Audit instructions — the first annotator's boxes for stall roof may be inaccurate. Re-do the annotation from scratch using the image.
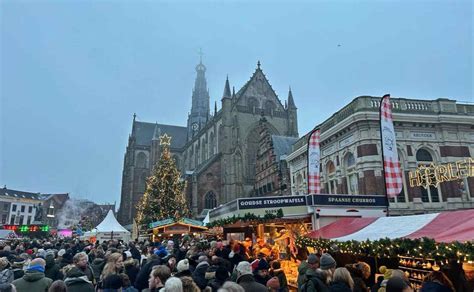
[93,210,130,233]
[307,209,474,243]
[149,218,205,229]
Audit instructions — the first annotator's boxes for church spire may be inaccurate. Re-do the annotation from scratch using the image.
[187,53,211,140]
[222,75,231,99]
[288,86,297,109]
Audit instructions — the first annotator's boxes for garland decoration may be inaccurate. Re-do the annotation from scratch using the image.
[296,236,474,263]
[206,209,284,228]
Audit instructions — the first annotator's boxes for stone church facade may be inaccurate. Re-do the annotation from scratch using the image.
[118,61,298,225]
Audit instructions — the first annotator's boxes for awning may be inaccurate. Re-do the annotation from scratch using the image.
[307,209,474,243]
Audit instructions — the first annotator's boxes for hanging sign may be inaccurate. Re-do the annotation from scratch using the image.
[409,158,474,189]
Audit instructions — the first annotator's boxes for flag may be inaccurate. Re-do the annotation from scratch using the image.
[307,129,321,194]
[380,94,403,198]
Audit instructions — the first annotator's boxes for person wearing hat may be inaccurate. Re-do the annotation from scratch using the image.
[235,261,267,292]
[175,259,192,278]
[123,250,140,286]
[297,254,319,290]
[12,258,53,292]
[254,259,271,286]
[302,253,336,292]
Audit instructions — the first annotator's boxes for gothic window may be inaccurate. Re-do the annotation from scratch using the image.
[204,191,217,209]
[264,100,276,114]
[139,172,148,192]
[136,152,148,168]
[344,153,358,195]
[234,151,243,182]
[326,161,337,194]
[248,97,259,111]
[416,148,441,203]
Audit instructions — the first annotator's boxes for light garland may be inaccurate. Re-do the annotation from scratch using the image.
[296,236,474,262]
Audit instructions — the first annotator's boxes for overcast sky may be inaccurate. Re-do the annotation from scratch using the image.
[1,0,472,204]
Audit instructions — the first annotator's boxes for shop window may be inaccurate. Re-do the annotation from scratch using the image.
[326,161,337,194]
[416,149,441,203]
[10,215,15,225]
[344,153,358,195]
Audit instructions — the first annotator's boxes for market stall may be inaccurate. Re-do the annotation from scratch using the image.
[84,210,131,243]
[300,209,474,291]
[148,218,207,240]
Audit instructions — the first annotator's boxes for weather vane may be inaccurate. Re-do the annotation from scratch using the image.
[159,134,172,146]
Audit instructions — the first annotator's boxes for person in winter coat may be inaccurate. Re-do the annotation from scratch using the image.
[0,257,13,285]
[123,252,140,286]
[90,251,106,283]
[44,251,63,282]
[175,259,192,278]
[134,254,162,291]
[345,263,369,292]
[72,252,94,283]
[420,271,455,292]
[235,261,267,292]
[12,258,53,292]
[270,261,288,292]
[63,266,94,292]
[192,255,210,290]
[329,267,354,292]
[297,254,319,290]
[208,266,229,292]
[143,265,171,292]
[181,276,200,292]
[253,259,271,286]
[302,253,336,292]
[11,258,25,280]
[120,273,139,292]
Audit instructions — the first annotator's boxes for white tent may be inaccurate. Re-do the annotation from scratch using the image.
[86,210,131,243]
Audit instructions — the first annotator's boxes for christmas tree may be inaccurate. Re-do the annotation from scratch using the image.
[136,134,190,226]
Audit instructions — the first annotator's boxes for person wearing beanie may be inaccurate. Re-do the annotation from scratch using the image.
[11,258,25,280]
[297,254,320,290]
[267,276,281,291]
[12,258,53,292]
[235,261,267,292]
[254,259,271,286]
[175,259,192,278]
[302,253,336,292]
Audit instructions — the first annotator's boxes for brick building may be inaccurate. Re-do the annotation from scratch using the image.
[254,115,298,197]
[286,96,474,215]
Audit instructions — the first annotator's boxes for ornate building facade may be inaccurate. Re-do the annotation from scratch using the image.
[118,61,299,225]
[286,96,474,215]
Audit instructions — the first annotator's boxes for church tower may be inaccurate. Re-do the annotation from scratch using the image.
[187,56,210,140]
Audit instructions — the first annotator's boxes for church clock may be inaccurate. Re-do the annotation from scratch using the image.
[191,122,199,132]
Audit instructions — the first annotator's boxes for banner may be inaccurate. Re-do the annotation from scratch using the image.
[380,95,403,198]
[307,129,321,194]
[309,194,388,207]
[238,196,307,210]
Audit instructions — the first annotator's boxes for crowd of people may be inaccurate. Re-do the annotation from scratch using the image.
[0,236,471,292]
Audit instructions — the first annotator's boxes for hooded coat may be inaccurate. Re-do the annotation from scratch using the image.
[134,258,162,291]
[44,255,63,281]
[12,270,53,292]
[64,267,95,292]
[124,258,140,286]
[192,261,210,290]
[90,257,106,282]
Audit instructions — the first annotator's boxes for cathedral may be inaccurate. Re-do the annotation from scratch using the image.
[117,60,299,225]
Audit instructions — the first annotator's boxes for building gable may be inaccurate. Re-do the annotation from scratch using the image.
[235,66,285,112]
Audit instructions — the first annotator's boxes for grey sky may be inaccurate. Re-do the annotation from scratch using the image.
[1,0,472,204]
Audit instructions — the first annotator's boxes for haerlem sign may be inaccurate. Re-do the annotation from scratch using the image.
[409,158,474,189]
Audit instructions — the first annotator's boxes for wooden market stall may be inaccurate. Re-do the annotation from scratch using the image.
[148,218,208,240]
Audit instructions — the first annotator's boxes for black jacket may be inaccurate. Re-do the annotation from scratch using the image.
[44,255,63,281]
[192,261,210,290]
[135,258,162,291]
[237,274,268,292]
[329,281,352,292]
